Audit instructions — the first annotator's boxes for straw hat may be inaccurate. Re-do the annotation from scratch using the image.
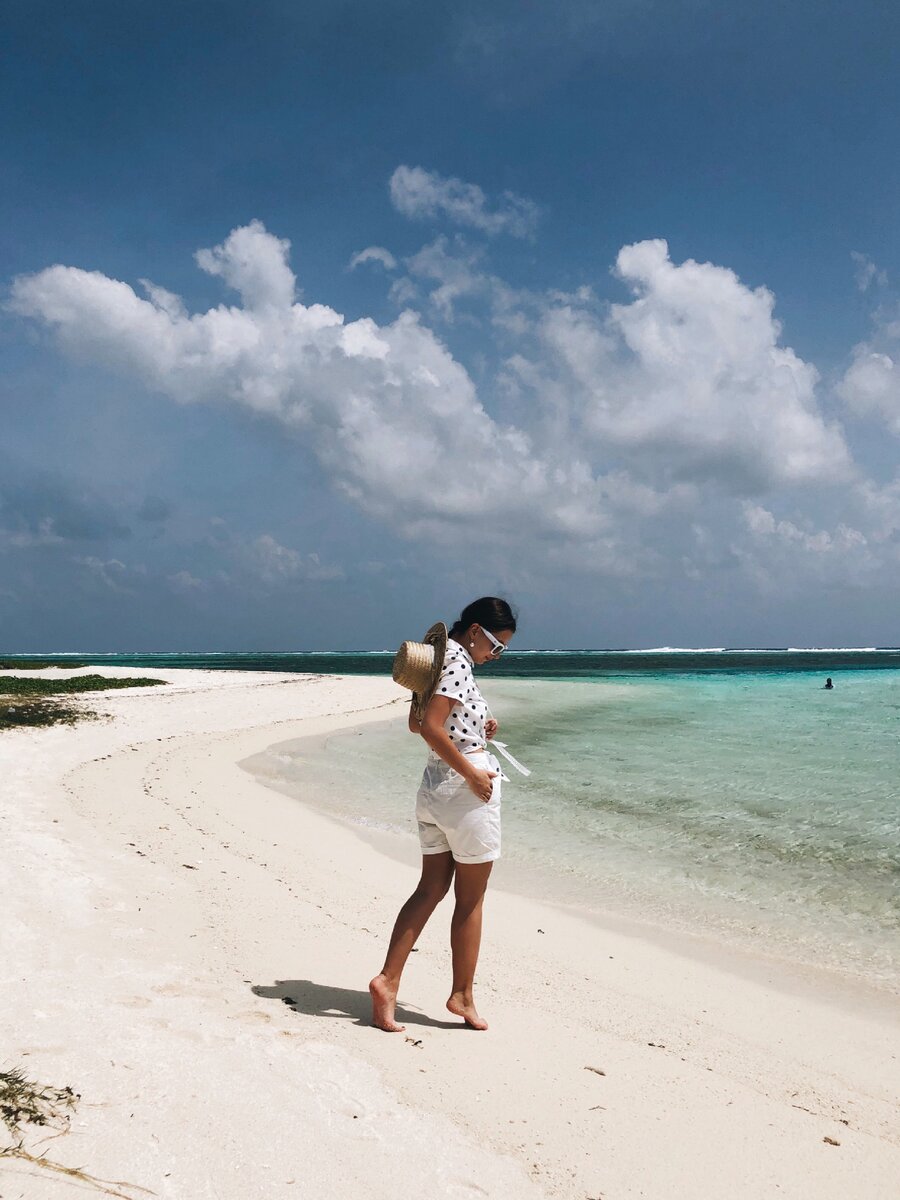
[392,621,448,721]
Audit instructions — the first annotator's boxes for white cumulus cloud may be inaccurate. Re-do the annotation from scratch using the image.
[195,219,296,309]
[9,221,868,585]
[168,569,206,593]
[9,222,637,563]
[737,500,882,592]
[237,534,345,584]
[839,349,900,433]
[742,503,867,555]
[348,246,398,272]
[851,251,887,293]
[527,239,853,492]
[837,284,900,435]
[389,165,539,239]
[72,555,146,594]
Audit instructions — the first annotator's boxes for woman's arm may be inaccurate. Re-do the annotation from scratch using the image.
[419,695,496,801]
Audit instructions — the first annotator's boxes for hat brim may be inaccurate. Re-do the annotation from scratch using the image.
[411,621,448,721]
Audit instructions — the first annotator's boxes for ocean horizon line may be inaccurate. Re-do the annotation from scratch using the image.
[3,646,900,657]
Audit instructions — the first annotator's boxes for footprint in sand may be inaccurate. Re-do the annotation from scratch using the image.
[148,1017,203,1041]
[151,982,212,998]
[230,1010,272,1024]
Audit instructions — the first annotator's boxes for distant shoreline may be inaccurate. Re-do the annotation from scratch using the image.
[3,649,900,681]
[3,645,900,655]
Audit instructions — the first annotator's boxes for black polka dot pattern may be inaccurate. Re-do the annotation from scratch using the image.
[433,640,490,754]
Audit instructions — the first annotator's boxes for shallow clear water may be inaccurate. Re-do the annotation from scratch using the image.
[10,647,895,985]
[248,669,900,988]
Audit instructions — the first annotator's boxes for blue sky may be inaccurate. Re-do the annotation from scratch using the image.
[3,0,900,650]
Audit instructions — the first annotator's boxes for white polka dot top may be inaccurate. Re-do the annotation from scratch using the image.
[432,638,490,756]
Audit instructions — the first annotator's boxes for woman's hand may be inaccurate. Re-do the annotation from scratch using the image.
[466,766,497,803]
[485,718,498,739]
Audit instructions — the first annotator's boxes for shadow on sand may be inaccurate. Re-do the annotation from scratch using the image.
[251,978,462,1029]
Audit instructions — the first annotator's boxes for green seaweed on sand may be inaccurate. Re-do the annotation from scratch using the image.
[0,698,91,729]
[0,674,166,730]
[0,674,164,696]
[0,1065,153,1197]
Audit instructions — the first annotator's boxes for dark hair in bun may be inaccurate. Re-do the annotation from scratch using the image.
[449,596,517,639]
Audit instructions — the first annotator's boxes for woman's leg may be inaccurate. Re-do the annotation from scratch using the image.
[447,860,493,1030]
[369,852,455,1032]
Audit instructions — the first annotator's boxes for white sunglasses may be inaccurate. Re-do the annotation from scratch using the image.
[479,627,506,657]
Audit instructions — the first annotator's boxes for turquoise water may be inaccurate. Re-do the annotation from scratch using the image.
[247,668,900,989]
[6,648,900,676]
[9,648,896,985]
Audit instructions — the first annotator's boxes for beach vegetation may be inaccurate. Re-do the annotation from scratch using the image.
[0,674,164,696]
[0,698,90,729]
[0,674,166,730]
[0,1065,150,1197]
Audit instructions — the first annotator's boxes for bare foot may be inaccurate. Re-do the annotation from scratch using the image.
[447,992,489,1030]
[369,973,405,1032]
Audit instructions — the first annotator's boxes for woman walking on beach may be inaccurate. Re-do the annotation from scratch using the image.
[370,597,517,1032]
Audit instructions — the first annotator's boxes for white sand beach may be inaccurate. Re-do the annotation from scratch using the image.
[2,667,898,1199]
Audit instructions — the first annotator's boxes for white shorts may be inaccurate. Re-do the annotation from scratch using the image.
[416,751,504,865]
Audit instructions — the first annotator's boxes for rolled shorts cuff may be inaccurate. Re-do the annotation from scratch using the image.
[419,845,499,864]
[451,848,500,865]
